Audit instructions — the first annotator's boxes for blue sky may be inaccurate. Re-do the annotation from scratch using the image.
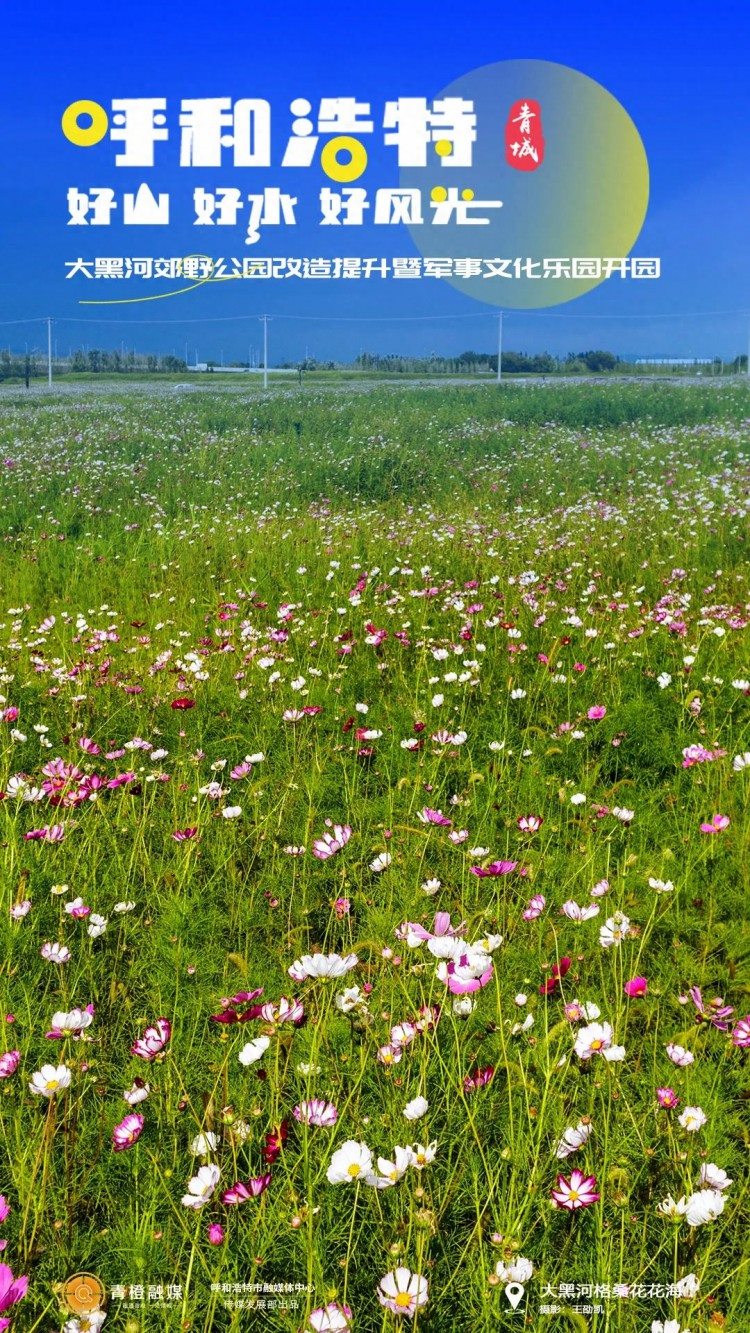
[1,0,748,363]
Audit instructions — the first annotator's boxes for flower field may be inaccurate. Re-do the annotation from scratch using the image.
[0,379,749,1332]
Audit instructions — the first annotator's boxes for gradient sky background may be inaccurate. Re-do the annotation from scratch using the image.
[1,0,749,364]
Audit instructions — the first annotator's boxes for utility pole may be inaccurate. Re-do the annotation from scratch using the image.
[47,317,53,387]
[496,311,503,384]
[261,314,269,389]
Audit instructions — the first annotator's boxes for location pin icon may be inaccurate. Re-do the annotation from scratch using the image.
[505,1281,525,1310]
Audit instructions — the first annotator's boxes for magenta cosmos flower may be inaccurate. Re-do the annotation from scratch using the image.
[656,1087,679,1109]
[0,1263,28,1323]
[131,1017,171,1060]
[0,1052,20,1080]
[688,986,734,1031]
[587,705,607,721]
[732,1015,750,1048]
[699,813,730,834]
[112,1112,145,1151]
[221,1173,271,1205]
[624,976,648,998]
[207,1223,225,1246]
[551,1168,600,1210]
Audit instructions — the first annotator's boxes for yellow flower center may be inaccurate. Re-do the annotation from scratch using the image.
[591,1040,604,1051]
[568,1189,579,1202]
[347,1163,361,1178]
[47,1079,59,1089]
[395,1293,412,1309]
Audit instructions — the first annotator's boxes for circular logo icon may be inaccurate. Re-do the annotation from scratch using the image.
[62,1273,105,1314]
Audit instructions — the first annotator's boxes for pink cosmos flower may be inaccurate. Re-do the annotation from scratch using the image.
[417,807,452,827]
[293,1099,338,1127]
[656,1087,679,1109]
[112,1112,145,1151]
[523,893,546,921]
[172,827,199,841]
[587,706,607,721]
[260,997,304,1026]
[551,1169,600,1210]
[312,823,352,860]
[471,859,518,878]
[0,1263,28,1323]
[209,990,263,1025]
[221,1173,271,1204]
[207,1224,225,1246]
[688,986,734,1031]
[624,976,648,998]
[131,1018,171,1060]
[517,814,543,833]
[463,1066,494,1093]
[0,1199,9,1225]
[699,814,730,834]
[732,1016,750,1048]
[0,1052,20,1079]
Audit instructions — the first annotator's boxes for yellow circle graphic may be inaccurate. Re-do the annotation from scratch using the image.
[62,1272,106,1314]
[61,100,108,147]
[320,135,368,183]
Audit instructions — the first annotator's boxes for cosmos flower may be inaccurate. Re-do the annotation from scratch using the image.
[181,1164,220,1209]
[221,1174,272,1204]
[555,1118,592,1159]
[551,1169,600,1210]
[293,1099,338,1127]
[0,1263,29,1323]
[698,1163,732,1191]
[46,1005,95,1039]
[684,1188,726,1227]
[312,824,352,860]
[699,813,730,834]
[656,1087,679,1109]
[495,1257,534,1283]
[377,1268,428,1318]
[288,953,358,982]
[0,1052,21,1079]
[403,1096,428,1121]
[131,1018,171,1060]
[307,1303,353,1331]
[688,986,733,1030]
[732,1015,750,1047]
[665,1043,694,1066]
[326,1141,374,1184]
[678,1105,707,1133]
[112,1113,145,1151]
[624,976,648,998]
[574,1022,625,1062]
[599,913,631,948]
[238,1036,271,1066]
[29,1064,72,1097]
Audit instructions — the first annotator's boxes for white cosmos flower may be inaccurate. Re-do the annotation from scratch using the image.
[403,1096,428,1121]
[29,1063,72,1097]
[191,1131,220,1155]
[87,914,108,937]
[685,1188,726,1227]
[375,1145,415,1186]
[181,1163,220,1209]
[555,1118,592,1159]
[698,1163,732,1191]
[222,805,242,819]
[238,1036,270,1066]
[370,852,392,873]
[495,1256,534,1283]
[732,751,750,771]
[326,1140,374,1184]
[649,877,674,893]
[657,672,672,688]
[288,952,358,981]
[574,1022,614,1060]
[657,1194,688,1219]
[678,1105,707,1133]
[599,913,631,948]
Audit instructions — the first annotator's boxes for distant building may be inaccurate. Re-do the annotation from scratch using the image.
[634,357,714,365]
